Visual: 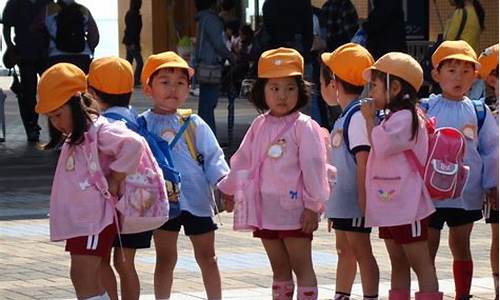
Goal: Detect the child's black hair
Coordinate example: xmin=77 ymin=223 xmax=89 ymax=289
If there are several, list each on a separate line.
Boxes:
xmin=371 ymin=69 xmax=420 ymax=141
xmin=320 ymin=62 xmax=364 ymax=95
xmin=44 ymin=94 xmax=99 ymax=150
xmin=148 ymin=67 xmax=190 ymax=86
xmin=249 ymin=76 xmax=310 ymax=114
xmin=437 ymin=58 xmax=476 ymax=71
xmin=90 ymin=86 xmax=132 ymax=108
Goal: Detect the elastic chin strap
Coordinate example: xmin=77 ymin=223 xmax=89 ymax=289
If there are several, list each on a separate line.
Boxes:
xmin=333 ymin=73 xmax=340 ymax=104
xmin=386 ymin=73 xmax=390 ymax=106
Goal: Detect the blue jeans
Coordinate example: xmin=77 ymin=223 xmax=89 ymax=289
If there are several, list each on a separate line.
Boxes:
xmin=198 ymin=83 xmax=220 ymax=135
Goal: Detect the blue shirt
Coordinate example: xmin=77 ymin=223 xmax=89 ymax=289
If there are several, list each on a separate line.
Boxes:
xmin=141 ymin=110 xmax=229 ymax=217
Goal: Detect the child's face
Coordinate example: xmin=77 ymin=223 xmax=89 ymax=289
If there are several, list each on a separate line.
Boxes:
xmin=46 ymin=103 xmax=73 ymax=135
xmin=432 ymin=60 xmax=476 ymax=100
xmin=145 ymin=68 xmax=189 ymax=114
xmin=264 ymin=77 xmax=299 ymax=117
xmin=486 ymin=68 xmax=499 ymax=100
xmin=319 ymin=72 xmax=337 ymax=106
xmin=368 ymin=77 xmax=389 ymax=110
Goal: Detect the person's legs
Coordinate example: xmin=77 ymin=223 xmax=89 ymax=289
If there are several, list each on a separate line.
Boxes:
xmin=334 ymin=230 xmax=357 ymax=298
xmin=402 ymin=241 xmax=439 ymax=292
xmin=113 ymin=248 xmax=140 ymax=300
xmin=190 ymin=231 xmax=221 ymax=299
xmin=132 ymin=48 xmax=143 ymax=86
xmin=283 ymin=237 xmax=318 ymax=300
xmin=18 ymin=62 xmax=40 ymax=141
xmin=384 ymin=239 xmax=411 ymax=292
xmin=198 ymin=83 xmax=220 ymax=135
xmin=100 ymin=254 xmax=118 ymax=300
xmin=345 ymin=231 xmax=379 ymax=298
xmin=153 ymin=230 xmax=179 ymax=299
xmin=70 ymin=254 xmax=106 ymax=299
xmin=427 ymin=227 xmax=441 ymax=264
xmin=491 ymin=223 xmax=499 ymax=299
xmin=261 ymin=238 xmax=294 ymax=300
xmin=449 ymin=222 xmax=474 ymax=300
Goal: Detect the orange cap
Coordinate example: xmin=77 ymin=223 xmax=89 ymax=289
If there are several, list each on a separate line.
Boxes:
xmin=321 ymin=43 xmax=374 ymax=86
xmin=258 ymin=47 xmax=304 ymax=78
xmin=36 ymin=63 xmax=87 ymax=114
xmin=363 ymin=52 xmax=423 ymax=92
xmin=478 ymin=44 xmax=499 ymax=80
xmin=141 ymin=51 xmax=195 ymax=85
xmin=432 ymin=40 xmax=479 ymax=69
xmin=88 ymin=56 xmax=134 ymax=94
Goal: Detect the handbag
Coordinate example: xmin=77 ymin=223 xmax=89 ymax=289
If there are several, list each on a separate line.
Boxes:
xmin=196 ymin=18 xmax=223 ymax=84
xmin=197 ymin=63 xmax=223 ymax=84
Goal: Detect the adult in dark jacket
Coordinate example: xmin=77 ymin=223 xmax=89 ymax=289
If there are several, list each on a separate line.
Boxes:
xmin=194 ymin=0 xmax=230 ymax=136
xmin=123 ymin=0 xmax=143 ymax=86
xmin=262 ymin=0 xmax=313 ymax=61
xmin=2 ymin=0 xmax=51 ymax=142
xmin=362 ymin=0 xmax=407 ymax=60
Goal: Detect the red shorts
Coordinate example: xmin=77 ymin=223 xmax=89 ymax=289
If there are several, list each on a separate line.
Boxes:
xmin=379 ymin=217 xmax=430 ymax=245
xmin=65 ymin=223 xmax=117 ymax=257
xmin=253 ymin=229 xmax=313 ymax=241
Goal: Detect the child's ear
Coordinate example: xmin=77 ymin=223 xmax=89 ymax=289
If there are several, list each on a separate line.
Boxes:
xmin=390 ymin=79 xmax=402 ymax=96
xmin=143 ymin=82 xmax=152 ymax=96
xmin=431 ymin=69 xmax=440 ymax=83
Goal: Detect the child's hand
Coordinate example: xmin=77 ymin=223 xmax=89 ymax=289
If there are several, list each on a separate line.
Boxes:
xmin=107 ymin=171 xmax=126 ymax=199
xmin=486 ymin=187 xmax=499 ymax=210
xmin=223 ymin=194 xmax=235 ymax=213
xmin=301 ymin=208 xmax=319 ymax=234
xmin=360 ymin=98 xmax=376 ymax=121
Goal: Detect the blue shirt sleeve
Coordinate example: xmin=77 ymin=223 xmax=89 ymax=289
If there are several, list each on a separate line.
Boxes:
xmin=478 ymin=106 xmax=499 ymax=189
xmin=192 ymin=115 xmax=230 ymax=186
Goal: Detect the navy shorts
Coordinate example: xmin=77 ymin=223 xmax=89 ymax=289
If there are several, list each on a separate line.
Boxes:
xmin=113 ymin=230 xmax=153 ymax=249
xmin=158 ymin=211 xmax=217 ymax=236
xmin=483 ymin=203 xmax=499 ymax=224
xmin=429 ymin=208 xmax=483 ymax=230
xmin=330 ymin=217 xmax=372 ymax=233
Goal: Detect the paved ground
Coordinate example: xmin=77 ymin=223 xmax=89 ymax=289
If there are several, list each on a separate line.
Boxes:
xmin=0 ymin=76 xmax=496 ymax=299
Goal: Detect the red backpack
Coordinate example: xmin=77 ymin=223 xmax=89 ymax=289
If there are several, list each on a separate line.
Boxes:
xmin=404 ymin=116 xmax=470 ymax=200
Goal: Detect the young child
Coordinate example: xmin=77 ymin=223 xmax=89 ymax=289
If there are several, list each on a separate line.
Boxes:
xmin=424 ymin=40 xmax=499 ymax=300
xmin=218 ymin=47 xmax=330 ymax=300
xmin=319 ymin=43 xmax=380 ymax=300
xmin=140 ymin=51 xmax=229 ymax=300
xmin=360 ymin=52 xmax=441 ymax=300
xmin=478 ymin=43 xmax=499 ymax=300
xmin=36 ymin=63 xmax=148 ymax=300
xmin=87 ymin=56 xmax=149 ymax=300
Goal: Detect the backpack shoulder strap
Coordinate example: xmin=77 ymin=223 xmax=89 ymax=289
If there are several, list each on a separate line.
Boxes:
xmin=471 ymin=99 xmax=486 ymax=132
xmin=342 ymin=101 xmax=362 ymax=162
xmin=102 ymin=112 xmax=139 ymax=132
xmin=174 ymin=109 xmax=203 ymax=165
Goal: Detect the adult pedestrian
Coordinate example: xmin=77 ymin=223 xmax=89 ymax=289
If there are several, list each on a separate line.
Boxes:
xmin=445 ymin=0 xmax=485 ymax=53
xmin=194 ymin=0 xmax=230 ymax=136
xmin=362 ymin=0 xmax=407 ymax=60
xmin=33 ymin=0 xmax=99 ymax=73
xmin=123 ymin=0 xmax=143 ymax=87
xmin=262 ymin=0 xmax=313 ymax=59
xmin=2 ymin=0 xmax=51 ymax=142
xmin=320 ymin=0 xmax=359 ymax=52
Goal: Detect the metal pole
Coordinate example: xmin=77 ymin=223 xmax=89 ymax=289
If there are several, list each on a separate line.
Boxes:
xmin=254 ymin=0 xmax=260 ymax=25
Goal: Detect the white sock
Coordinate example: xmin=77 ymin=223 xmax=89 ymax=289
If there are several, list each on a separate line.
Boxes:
xmin=84 ymin=292 xmax=110 ymax=300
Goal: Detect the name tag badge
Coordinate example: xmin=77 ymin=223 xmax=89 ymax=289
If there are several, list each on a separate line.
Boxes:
xmin=331 ymin=130 xmax=343 ymax=148
xmin=267 ymin=139 xmax=286 ymax=159
xmin=161 ymin=129 xmax=176 ymax=143
xmin=462 ymin=124 xmax=477 ymax=140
